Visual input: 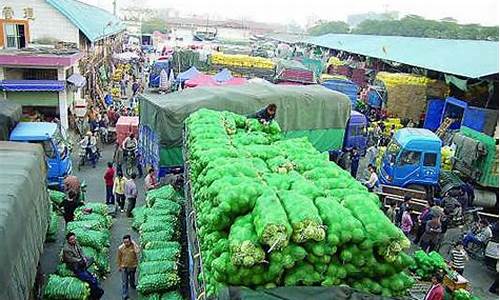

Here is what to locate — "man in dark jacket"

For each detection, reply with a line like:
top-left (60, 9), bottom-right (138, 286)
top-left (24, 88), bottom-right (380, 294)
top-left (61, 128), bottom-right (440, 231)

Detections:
top-left (62, 232), bottom-right (104, 299)
top-left (250, 104), bottom-right (277, 124)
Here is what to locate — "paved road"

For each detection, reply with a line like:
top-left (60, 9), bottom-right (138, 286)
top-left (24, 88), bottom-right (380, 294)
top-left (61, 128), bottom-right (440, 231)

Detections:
top-left (40, 143), bottom-right (146, 300)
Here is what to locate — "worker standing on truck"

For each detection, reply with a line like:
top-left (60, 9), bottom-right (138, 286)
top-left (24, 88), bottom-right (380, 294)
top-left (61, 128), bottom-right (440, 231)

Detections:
top-left (250, 104), bottom-right (277, 125)
top-left (62, 232), bottom-right (104, 299)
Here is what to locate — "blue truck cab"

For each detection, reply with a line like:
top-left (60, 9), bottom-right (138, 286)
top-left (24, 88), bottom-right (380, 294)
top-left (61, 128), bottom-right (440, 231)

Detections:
top-left (379, 128), bottom-right (442, 188)
top-left (9, 122), bottom-right (72, 189)
top-left (344, 111), bottom-right (368, 154)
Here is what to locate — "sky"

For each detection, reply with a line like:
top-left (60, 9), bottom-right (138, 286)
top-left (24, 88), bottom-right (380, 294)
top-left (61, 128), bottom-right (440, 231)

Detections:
top-left (86, 0), bottom-right (499, 26)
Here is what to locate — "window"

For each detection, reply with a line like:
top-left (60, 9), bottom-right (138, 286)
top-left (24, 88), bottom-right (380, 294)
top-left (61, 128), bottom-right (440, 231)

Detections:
top-left (4, 23), bottom-right (26, 49)
top-left (23, 69), bottom-right (58, 80)
top-left (399, 150), bottom-right (421, 166)
top-left (29, 140), bottom-right (56, 159)
top-left (423, 153), bottom-right (437, 167)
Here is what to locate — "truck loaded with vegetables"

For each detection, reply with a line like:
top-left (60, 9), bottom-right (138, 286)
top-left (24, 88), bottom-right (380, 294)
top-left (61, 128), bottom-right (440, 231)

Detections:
top-left (184, 109), bottom-right (415, 297)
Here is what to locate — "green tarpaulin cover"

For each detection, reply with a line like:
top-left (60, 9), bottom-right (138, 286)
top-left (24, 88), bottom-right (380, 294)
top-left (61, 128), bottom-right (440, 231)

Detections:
top-left (139, 83), bottom-right (351, 149)
top-left (0, 142), bottom-right (50, 300)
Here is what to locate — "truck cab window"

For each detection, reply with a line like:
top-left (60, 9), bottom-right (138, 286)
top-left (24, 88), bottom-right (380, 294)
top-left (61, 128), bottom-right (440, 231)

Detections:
top-left (423, 153), bottom-right (437, 167)
top-left (399, 150), bottom-right (421, 166)
top-left (41, 141), bottom-right (56, 159)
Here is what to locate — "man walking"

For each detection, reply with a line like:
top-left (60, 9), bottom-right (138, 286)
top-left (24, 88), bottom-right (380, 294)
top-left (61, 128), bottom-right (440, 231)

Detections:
top-left (114, 172), bottom-right (127, 213)
top-left (125, 173), bottom-right (138, 217)
top-left (104, 162), bottom-right (115, 205)
top-left (118, 235), bottom-right (140, 299)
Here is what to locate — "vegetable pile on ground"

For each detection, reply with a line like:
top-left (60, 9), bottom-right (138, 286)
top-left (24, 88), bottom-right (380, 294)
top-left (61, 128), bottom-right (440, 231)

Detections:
top-left (132, 185), bottom-right (184, 299)
top-left (409, 250), bottom-right (447, 280)
top-left (185, 109), bottom-right (414, 297)
top-left (44, 202), bottom-right (112, 299)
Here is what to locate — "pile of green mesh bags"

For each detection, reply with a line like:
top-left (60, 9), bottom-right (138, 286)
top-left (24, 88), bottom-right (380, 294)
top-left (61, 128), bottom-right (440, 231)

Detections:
top-left (43, 275), bottom-right (91, 300)
top-left (185, 109), bottom-right (414, 297)
top-left (59, 203), bottom-right (112, 278)
top-left (132, 185), bottom-right (184, 299)
top-left (46, 205), bottom-right (60, 242)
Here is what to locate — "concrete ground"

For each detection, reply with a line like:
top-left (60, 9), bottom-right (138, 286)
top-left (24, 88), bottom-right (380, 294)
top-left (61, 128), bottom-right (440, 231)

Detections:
top-left (40, 143), bottom-right (146, 300)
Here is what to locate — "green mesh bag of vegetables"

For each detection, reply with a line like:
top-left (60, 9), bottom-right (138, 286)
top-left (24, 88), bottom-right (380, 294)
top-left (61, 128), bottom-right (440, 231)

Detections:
top-left (228, 214), bottom-right (265, 267)
top-left (279, 191), bottom-right (325, 243)
top-left (43, 275), bottom-right (90, 300)
top-left (142, 246), bottom-right (180, 262)
top-left (46, 211), bottom-right (59, 241)
top-left (283, 262), bottom-right (323, 286)
top-left (139, 293), bottom-right (160, 300)
top-left (160, 291), bottom-right (183, 300)
top-left (146, 185), bottom-right (177, 206)
top-left (141, 229), bottom-right (177, 247)
top-left (139, 260), bottom-right (177, 276)
top-left (75, 202), bottom-right (109, 216)
top-left (137, 273), bottom-right (180, 295)
top-left (315, 197), bottom-right (365, 248)
top-left (151, 199), bottom-right (181, 215)
top-left (48, 189), bottom-right (66, 206)
top-left (74, 212), bottom-right (112, 228)
top-left (66, 219), bottom-right (108, 232)
top-left (132, 206), bottom-right (148, 230)
top-left (144, 241), bottom-right (181, 250)
top-left (252, 191), bottom-right (292, 251)
top-left (140, 219), bottom-right (177, 234)
top-left (70, 228), bottom-right (110, 249)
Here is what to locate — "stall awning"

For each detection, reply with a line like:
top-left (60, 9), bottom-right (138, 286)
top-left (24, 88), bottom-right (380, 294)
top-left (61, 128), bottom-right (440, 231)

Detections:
top-left (0, 80), bottom-right (65, 92)
top-left (67, 74), bottom-right (86, 88)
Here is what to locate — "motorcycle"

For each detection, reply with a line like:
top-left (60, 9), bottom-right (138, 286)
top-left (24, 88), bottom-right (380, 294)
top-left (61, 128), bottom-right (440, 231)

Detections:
top-left (98, 126), bottom-right (116, 144)
top-left (77, 144), bottom-right (99, 171)
top-left (123, 148), bottom-right (139, 177)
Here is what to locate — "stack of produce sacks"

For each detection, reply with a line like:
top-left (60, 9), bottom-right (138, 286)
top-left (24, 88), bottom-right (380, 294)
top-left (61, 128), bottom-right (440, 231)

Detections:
top-left (47, 189), bottom-right (64, 242)
top-left (376, 72), bottom-right (448, 122)
top-left (58, 203), bottom-right (112, 277)
top-left (44, 203), bottom-right (112, 299)
top-left (185, 109), bottom-right (414, 297)
top-left (210, 52), bottom-right (275, 69)
top-left (131, 185), bottom-right (184, 300)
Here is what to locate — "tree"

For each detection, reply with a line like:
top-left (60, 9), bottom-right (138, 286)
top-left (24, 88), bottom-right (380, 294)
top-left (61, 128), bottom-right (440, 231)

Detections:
top-left (352, 15), bottom-right (498, 41)
top-left (308, 21), bottom-right (350, 36)
top-left (141, 18), bottom-right (168, 34)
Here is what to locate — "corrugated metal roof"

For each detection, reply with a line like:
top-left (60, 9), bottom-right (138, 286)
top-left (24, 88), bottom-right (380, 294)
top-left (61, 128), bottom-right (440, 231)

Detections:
top-left (305, 34), bottom-right (499, 78)
top-left (46, 0), bottom-right (125, 42)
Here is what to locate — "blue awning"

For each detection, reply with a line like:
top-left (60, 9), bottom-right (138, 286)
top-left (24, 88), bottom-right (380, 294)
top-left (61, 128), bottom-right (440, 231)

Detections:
top-left (0, 80), bottom-right (66, 92)
top-left (67, 74), bottom-right (86, 88)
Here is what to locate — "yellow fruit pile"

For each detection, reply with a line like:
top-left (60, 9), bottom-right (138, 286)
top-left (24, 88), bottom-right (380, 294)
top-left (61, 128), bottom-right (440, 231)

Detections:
top-left (376, 72), bottom-right (432, 87)
top-left (383, 118), bottom-right (403, 134)
top-left (441, 146), bottom-right (455, 171)
top-left (111, 87), bottom-right (120, 97)
top-left (210, 52), bottom-right (275, 69)
top-left (327, 56), bottom-right (345, 67)
top-left (112, 64), bottom-right (131, 82)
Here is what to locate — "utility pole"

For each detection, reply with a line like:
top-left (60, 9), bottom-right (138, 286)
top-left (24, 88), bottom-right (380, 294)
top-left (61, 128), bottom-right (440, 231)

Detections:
top-left (112, 0), bottom-right (117, 16)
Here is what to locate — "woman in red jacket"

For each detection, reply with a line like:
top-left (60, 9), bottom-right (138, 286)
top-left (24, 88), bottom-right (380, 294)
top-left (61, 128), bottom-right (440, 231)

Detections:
top-left (425, 273), bottom-right (445, 300)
